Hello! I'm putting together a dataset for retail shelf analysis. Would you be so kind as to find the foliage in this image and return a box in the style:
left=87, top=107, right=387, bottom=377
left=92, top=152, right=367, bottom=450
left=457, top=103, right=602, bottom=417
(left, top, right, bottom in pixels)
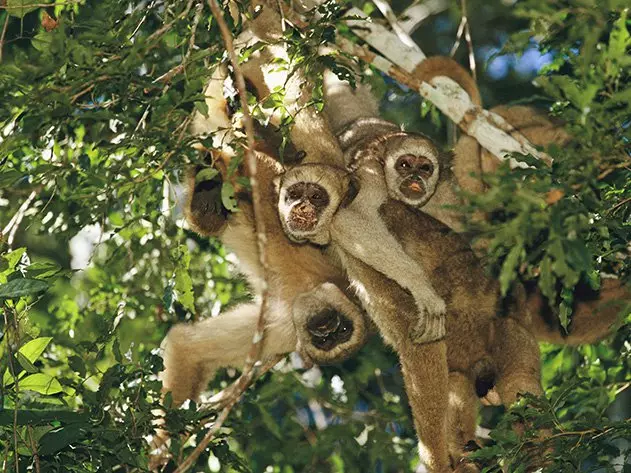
left=0, top=1, right=629, bottom=472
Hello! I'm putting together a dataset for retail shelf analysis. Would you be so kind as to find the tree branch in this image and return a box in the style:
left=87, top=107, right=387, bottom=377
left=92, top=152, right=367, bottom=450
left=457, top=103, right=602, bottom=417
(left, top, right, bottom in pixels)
left=173, top=0, right=272, bottom=470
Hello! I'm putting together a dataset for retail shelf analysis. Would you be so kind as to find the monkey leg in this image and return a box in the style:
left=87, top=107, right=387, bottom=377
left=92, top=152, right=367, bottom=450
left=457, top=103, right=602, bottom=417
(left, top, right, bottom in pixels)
left=527, top=278, right=628, bottom=345
left=160, top=301, right=296, bottom=406
left=445, top=371, right=481, bottom=473
left=491, top=318, right=543, bottom=405
left=399, top=341, right=452, bottom=473
left=293, top=282, right=369, bottom=364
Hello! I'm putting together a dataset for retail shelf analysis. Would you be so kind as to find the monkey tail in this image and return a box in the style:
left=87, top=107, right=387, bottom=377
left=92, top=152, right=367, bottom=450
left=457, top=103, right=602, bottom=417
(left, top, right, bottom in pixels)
left=411, top=56, right=482, bottom=106
left=527, top=279, right=629, bottom=345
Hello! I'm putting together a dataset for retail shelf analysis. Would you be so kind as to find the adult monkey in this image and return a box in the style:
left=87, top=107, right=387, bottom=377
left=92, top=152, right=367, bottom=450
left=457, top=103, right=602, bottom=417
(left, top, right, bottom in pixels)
left=276, top=160, right=542, bottom=473
left=160, top=5, right=371, bottom=407
left=322, top=55, right=628, bottom=347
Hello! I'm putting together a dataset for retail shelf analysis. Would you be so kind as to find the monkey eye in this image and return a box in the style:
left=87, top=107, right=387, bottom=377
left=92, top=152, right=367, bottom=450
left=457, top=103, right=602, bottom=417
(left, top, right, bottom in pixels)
left=287, top=184, right=304, bottom=201
left=396, top=155, right=414, bottom=170
left=419, top=162, right=434, bottom=174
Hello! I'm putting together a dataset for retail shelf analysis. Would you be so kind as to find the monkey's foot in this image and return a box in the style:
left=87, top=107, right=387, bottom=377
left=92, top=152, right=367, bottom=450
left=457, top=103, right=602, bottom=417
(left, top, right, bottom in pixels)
left=411, top=313, right=446, bottom=344
left=479, top=387, right=502, bottom=406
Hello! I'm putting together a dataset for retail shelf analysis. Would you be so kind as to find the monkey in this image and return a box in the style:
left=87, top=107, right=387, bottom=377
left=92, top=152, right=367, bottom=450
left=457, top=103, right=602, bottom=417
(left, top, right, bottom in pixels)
left=160, top=3, right=377, bottom=408
left=323, top=55, right=627, bottom=344
left=275, top=161, right=545, bottom=472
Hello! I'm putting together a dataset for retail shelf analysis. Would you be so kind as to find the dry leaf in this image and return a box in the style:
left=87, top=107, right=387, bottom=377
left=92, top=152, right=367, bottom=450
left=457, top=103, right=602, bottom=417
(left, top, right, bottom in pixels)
left=41, top=11, right=59, bottom=32
left=546, top=189, right=564, bottom=205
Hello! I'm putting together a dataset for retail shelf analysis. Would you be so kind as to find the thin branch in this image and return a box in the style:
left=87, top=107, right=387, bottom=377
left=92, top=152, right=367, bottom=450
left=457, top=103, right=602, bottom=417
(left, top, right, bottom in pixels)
left=0, top=1, right=82, bottom=9
left=153, top=1, right=204, bottom=84
left=173, top=0, right=272, bottom=469
left=146, top=0, right=195, bottom=44
left=0, top=12, right=9, bottom=63
left=450, top=0, right=476, bottom=80
left=1, top=190, right=37, bottom=248
left=3, top=307, right=20, bottom=473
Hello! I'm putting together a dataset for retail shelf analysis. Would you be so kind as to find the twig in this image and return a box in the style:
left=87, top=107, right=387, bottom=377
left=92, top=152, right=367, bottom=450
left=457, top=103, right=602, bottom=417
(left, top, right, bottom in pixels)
left=146, top=0, right=195, bottom=44
left=3, top=307, right=20, bottom=473
left=153, top=1, right=204, bottom=84
left=27, top=427, right=40, bottom=473
left=173, top=0, right=272, bottom=470
left=0, top=12, right=9, bottom=63
left=608, top=197, right=631, bottom=214
left=450, top=0, right=476, bottom=80
left=0, top=1, right=81, bottom=9
left=201, top=355, right=283, bottom=410
left=1, top=190, right=37, bottom=248
left=69, top=75, right=111, bottom=104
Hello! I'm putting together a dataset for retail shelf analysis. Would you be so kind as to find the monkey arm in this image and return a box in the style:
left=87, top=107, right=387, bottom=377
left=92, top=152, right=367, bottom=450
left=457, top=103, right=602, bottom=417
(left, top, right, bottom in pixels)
left=160, top=301, right=298, bottom=406
left=339, top=253, right=453, bottom=473
left=332, top=163, right=446, bottom=340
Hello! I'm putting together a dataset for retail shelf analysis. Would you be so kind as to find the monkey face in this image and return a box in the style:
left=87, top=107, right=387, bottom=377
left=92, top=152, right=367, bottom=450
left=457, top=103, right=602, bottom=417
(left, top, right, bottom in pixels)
left=394, top=154, right=435, bottom=200
left=284, top=182, right=330, bottom=234
left=293, top=282, right=369, bottom=365
left=383, top=135, right=440, bottom=208
left=276, top=164, right=349, bottom=245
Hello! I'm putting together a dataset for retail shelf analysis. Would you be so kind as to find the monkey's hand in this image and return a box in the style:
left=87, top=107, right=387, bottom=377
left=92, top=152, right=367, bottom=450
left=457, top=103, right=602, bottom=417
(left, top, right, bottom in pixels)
left=410, top=292, right=446, bottom=343
left=293, top=283, right=368, bottom=364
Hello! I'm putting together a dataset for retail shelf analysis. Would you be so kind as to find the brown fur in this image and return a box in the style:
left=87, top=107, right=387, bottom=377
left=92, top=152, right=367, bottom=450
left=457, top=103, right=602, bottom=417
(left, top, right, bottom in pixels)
left=162, top=152, right=354, bottom=406
left=330, top=195, right=542, bottom=473
left=276, top=162, right=543, bottom=472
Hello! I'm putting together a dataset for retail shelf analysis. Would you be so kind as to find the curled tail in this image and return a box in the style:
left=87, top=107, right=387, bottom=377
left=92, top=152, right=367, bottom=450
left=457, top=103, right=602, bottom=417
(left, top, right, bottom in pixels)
left=412, top=57, right=484, bottom=195
left=412, top=56, right=482, bottom=107
left=527, top=279, right=629, bottom=345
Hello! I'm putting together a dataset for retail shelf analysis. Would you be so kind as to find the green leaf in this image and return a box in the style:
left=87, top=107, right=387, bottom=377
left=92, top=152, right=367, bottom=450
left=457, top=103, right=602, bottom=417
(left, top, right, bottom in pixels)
left=195, top=167, right=219, bottom=183
left=108, top=211, right=125, bottom=227
left=2, top=247, right=27, bottom=272
left=499, top=244, right=523, bottom=296
left=608, top=9, right=630, bottom=62
left=16, top=352, right=38, bottom=374
left=0, top=278, right=49, bottom=299
left=194, top=100, right=209, bottom=117
left=20, top=373, right=63, bottom=395
left=3, top=337, right=53, bottom=386
left=39, top=427, right=86, bottom=455
left=5, top=0, right=42, bottom=18
left=221, top=182, right=238, bottom=212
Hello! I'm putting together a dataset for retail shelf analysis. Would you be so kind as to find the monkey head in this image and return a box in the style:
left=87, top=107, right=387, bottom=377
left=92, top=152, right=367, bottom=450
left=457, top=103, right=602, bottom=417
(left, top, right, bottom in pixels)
left=293, top=282, right=369, bottom=364
left=382, top=134, right=441, bottom=208
left=275, top=164, right=351, bottom=245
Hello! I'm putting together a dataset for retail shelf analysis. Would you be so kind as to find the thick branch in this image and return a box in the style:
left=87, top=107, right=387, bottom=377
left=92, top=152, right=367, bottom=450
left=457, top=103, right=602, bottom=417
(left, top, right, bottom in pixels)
left=342, top=7, right=551, bottom=165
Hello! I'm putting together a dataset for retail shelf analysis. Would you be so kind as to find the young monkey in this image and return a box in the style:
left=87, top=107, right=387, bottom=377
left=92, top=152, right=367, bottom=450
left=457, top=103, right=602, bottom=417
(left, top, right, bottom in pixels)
left=276, top=162, right=543, bottom=473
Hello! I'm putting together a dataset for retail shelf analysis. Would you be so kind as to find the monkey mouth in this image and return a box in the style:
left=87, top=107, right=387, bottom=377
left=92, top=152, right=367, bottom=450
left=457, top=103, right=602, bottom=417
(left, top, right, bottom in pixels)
left=400, top=178, right=426, bottom=200
left=289, top=204, right=318, bottom=232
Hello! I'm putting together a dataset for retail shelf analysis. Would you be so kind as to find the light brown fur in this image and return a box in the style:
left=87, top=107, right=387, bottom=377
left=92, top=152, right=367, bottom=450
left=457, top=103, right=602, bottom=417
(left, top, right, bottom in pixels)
left=278, top=164, right=543, bottom=472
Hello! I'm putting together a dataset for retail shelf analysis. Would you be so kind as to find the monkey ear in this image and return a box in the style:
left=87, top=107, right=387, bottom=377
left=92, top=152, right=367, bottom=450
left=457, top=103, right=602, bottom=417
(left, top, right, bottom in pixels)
left=340, top=175, right=360, bottom=209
